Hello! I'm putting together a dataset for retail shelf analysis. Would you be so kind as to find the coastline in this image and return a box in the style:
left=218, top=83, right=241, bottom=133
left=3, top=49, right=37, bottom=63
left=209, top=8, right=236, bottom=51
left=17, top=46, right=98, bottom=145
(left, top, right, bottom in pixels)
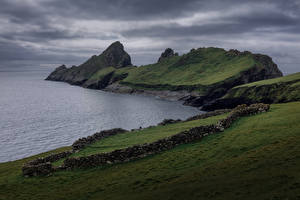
left=103, top=82, right=199, bottom=103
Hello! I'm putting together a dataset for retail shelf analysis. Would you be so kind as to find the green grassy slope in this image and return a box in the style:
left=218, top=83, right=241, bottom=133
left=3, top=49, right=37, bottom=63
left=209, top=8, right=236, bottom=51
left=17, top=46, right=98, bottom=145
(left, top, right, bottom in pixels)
left=84, top=48, right=280, bottom=95
left=1, top=102, right=300, bottom=200
left=222, top=72, right=300, bottom=103
left=122, top=48, right=256, bottom=86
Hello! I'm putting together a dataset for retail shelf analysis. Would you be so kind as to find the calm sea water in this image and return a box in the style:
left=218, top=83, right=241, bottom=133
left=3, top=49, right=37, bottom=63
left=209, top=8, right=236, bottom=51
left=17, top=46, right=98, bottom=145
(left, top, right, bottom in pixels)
left=0, top=66, right=201, bottom=162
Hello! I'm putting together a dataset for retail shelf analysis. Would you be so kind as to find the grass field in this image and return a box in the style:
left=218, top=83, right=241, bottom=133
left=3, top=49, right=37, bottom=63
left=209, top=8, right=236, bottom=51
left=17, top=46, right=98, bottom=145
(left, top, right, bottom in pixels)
left=1, top=102, right=300, bottom=200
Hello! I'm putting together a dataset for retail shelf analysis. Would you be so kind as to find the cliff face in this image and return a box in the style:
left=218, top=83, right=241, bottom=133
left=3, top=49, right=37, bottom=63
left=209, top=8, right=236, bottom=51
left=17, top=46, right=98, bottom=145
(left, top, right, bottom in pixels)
left=201, top=72, right=300, bottom=111
left=46, top=41, right=132, bottom=85
left=46, top=42, right=284, bottom=110
left=182, top=52, right=284, bottom=107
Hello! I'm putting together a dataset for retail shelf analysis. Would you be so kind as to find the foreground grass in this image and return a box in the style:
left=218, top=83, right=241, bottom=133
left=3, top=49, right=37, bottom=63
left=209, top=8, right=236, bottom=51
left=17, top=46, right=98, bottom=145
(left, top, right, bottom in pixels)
left=1, top=102, right=300, bottom=200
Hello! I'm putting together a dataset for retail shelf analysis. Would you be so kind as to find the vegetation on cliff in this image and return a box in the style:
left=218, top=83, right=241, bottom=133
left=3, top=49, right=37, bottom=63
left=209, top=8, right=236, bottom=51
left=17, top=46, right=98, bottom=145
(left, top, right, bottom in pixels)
left=1, top=102, right=300, bottom=200
left=203, top=72, right=300, bottom=111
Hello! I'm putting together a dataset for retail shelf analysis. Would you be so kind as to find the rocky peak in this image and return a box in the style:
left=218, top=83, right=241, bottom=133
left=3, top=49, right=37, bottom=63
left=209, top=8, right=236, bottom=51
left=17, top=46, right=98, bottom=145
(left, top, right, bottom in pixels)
left=102, top=41, right=132, bottom=68
left=158, top=48, right=178, bottom=62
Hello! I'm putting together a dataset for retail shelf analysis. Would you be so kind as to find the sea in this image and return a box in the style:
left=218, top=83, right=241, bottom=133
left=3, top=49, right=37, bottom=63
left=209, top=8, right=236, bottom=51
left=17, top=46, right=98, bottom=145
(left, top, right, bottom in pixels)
left=0, top=65, right=201, bottom=162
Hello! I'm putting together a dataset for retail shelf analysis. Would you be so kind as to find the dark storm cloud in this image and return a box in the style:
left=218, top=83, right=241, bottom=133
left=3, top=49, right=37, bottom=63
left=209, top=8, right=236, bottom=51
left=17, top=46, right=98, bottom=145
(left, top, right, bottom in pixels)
left=45, top=0, right=202, bottom=20
left=0, top=0, right=299, bottom=74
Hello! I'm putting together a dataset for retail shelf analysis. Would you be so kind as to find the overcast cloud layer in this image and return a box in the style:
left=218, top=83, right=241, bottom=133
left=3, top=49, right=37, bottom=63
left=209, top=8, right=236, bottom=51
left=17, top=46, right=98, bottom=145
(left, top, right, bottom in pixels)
left=0, top=0, right=299, bottom=74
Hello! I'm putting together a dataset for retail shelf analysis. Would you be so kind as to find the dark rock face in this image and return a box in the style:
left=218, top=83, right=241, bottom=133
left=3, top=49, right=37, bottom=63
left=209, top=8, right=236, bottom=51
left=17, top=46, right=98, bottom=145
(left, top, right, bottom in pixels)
left=45, top=41, right=132, bottom=85
left=201, top=98, right=254, bottom=111
left=203, top=78, right=300, bottom=111
left=158, top=48, right=178, bottom=62
left=84, top=71, right=115, bottom=89
left=45, top=65, right=68, bottom=81
left=101, top=41, right=132, bottom=68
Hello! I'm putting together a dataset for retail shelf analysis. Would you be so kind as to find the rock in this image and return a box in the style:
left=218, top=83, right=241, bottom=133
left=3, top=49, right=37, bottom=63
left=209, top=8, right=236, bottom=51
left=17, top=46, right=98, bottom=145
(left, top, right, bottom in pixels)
left=101, top=41, right=132, bottom=69
left=22, top=162, right=53, bottom=177
left=45, top=41, right=132, bottom=85
left=158, top=48, right=178, bottom=62
left=201, top=98, right=254, bottom=111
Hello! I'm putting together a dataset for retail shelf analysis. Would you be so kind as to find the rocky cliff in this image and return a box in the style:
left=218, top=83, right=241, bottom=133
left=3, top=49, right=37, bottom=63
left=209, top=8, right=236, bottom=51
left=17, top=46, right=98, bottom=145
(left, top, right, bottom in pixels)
left=46, top=41, right=132, bottom=85
left=202, top=72, right=300, bottom=111
left=46, top=42, right=284, bottom=110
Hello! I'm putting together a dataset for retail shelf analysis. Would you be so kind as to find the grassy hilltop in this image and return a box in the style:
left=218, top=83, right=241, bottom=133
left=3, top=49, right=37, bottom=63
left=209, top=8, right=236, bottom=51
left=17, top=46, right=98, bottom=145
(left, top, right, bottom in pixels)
left=1, top=102, right=300, bottom=200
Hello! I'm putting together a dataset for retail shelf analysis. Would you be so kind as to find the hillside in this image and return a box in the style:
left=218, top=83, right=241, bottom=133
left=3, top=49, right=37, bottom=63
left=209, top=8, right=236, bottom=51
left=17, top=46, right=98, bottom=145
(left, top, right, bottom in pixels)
left=46, top=42, right=283, bottom=108
left=203, top=72, right=300, bottom=111
left=1, top=102, right=300, bottom=200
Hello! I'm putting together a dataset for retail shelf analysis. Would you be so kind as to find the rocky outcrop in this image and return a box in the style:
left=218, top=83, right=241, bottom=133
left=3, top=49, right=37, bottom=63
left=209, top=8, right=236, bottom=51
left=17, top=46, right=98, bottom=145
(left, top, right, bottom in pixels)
left=22, top=104, right=269, bottom=176
left=158, top=48, right=178, bottom=62
left=45, top=41, right=132, bottom=85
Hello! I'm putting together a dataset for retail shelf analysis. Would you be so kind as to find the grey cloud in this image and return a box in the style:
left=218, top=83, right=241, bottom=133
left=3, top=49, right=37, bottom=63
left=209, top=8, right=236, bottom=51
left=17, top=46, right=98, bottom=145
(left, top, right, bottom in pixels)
left=0, top=0, right=299, bottom=74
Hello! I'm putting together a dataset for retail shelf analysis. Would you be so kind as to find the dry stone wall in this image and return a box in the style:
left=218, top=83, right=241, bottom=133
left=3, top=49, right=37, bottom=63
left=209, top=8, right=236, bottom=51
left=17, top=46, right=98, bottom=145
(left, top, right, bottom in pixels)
left=62, top=104, right=269, bottom=170
left=72, top=128, right=127, bottom=151
left=22, top=103, right=269, bottom=176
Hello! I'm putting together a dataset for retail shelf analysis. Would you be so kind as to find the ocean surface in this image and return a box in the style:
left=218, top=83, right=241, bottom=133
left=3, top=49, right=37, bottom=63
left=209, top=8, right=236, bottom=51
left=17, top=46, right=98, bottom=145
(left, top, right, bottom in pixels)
left=0, top=66, right=201, bottom=162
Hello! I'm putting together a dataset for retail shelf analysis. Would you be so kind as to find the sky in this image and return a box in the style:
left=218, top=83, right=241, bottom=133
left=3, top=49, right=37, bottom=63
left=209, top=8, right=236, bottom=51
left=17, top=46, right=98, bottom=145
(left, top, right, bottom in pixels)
left=0, top=0, right=299, bottom=74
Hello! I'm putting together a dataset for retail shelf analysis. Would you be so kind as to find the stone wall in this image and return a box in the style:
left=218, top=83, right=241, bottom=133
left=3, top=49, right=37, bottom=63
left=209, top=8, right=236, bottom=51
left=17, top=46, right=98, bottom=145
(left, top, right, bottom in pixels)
left=22, top=151, right=72, bottom=176
left=22, top=128, right=127, bottom=176
left=22, top=104, right=269, bottom=176
left=72, top=128, right=128, bottom=151
left=62, top=103, right=269, bottom=170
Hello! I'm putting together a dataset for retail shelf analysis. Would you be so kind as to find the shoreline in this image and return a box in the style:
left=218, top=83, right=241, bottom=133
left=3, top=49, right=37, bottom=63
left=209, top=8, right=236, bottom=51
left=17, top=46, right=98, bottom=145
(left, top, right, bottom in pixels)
left=103, top=82, right=200, bottom=104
